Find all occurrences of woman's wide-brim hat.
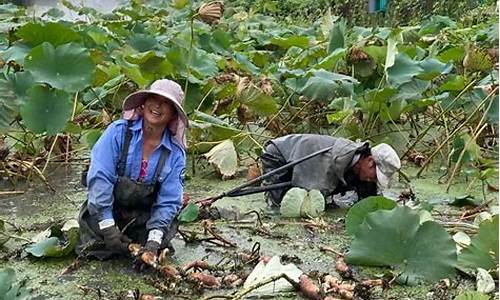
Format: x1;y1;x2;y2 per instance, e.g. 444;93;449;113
122;79;189;128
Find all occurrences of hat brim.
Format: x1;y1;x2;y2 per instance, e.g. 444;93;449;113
123;90;189;128
376;166;390;189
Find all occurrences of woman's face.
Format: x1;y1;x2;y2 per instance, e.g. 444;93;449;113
354;156;377;182
143;96;176;128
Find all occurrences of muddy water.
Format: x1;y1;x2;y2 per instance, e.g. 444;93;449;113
0;161;496;299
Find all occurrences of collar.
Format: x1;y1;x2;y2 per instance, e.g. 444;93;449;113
129;118;173;151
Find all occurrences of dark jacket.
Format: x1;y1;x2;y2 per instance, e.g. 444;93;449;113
267;134;373;198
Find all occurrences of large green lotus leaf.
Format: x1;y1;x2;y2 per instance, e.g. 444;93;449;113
314;48;346;70
401;221;457;284
327;19;346;54
359;87;398;113
454;291;490;300
396;79;431;101
239;87;278;116
440;75;466;91
233;52;260;76
280;187;307;218
1;42;30;64
25;219;79;258
179;203;199;223
418;58;453;80
0;76;19;130
24;42;94;92
128;33;158;52
345;196;397;236
189;48;219;80
458;215;499;272
204;140;238;178
300;189;325;218
7;71;34;100
387;53;424;87
437;47;465;63
20;85;72;135
418;15;456;36
0;267;30;300
384;29;403;71
301;69;358;102
16;22;81;47
270;35;310;49
346;206;457;284
363;45;387;64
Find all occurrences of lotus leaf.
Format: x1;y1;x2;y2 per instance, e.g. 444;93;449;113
25;219;79;258
300;189;325;217
487;95;498;124
179;203;199;223
327;19;346;54
387;53;424;87
0;268;30;300
280;187;307;218
418;58;453;80
20;85;72;135
7;71;34;100
24;42;94;92
301;69;358;102
314;48;346;70
384;30;402;71
189;48;219;81
438;47;466;63
0;76;19;130
346;206;457;285
440;75;466;91
239;87;278;116
345;196;397;236
233;52;260;76
204;140;238;178
128;33;158;52
1;42;30;64
16;22;80;47
458;215;498;272
270;35;310;49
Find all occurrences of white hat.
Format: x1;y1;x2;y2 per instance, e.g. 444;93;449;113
371;143;401;189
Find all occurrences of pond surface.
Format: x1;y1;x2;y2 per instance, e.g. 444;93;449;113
0;160;496;299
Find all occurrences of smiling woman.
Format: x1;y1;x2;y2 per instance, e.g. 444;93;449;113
76;79;188;263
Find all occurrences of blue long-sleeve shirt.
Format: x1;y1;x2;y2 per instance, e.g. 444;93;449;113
86;118;186;235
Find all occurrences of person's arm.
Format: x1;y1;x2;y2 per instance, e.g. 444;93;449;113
86;122;123;229
145;152;185;245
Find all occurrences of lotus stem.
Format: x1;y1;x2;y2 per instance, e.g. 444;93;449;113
402;79;477;159
445;123;488;192
416;86;498;177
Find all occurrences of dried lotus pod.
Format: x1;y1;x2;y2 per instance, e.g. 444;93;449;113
197;1;224;25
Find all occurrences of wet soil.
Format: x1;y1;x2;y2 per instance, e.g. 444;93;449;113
0;161;496;299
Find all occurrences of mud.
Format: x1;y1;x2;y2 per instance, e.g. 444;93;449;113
0;161;497;299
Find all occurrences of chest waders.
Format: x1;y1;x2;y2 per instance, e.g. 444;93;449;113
76;121;176;259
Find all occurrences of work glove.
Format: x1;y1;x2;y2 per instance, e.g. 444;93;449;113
101;226;132;254
144;240;161;254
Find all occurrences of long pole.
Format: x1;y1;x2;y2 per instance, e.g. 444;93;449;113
196;145;335;205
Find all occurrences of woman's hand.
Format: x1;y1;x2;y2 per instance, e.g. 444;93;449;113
101;226;131;254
